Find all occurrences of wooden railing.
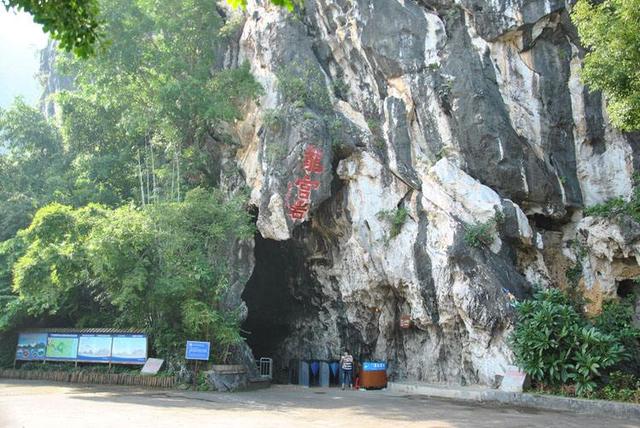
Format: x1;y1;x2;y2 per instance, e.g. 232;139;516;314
0;369;176;388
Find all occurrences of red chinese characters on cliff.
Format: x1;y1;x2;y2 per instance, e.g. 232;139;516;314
287;145;324;221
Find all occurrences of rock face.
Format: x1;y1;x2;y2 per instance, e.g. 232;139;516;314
219;0;640;385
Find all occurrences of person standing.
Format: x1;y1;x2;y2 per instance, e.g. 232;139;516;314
340;350;354;390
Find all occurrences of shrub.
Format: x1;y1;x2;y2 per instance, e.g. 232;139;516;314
332;78;349;100
584;175;640;222
597;371;640;403
377;207;409;240
464;220;494;248
262;108;285;133
511;288;625;396
276;63;332;112
593;297;640;373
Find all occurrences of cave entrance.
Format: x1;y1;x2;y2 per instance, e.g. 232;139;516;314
242;234;305;383
616;279;638;299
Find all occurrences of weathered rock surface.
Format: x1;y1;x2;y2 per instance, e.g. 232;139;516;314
217;0;640;385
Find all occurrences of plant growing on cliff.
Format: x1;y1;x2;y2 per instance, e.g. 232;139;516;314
572;0;640;132
276;62;332;112
332;78;349;100
511;288;626;396
377;207;409;241
226;0;301;12
463;219;495;248
262;108;285;133
583;175;640;222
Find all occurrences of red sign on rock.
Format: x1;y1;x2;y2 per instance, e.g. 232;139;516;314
286;144;324;221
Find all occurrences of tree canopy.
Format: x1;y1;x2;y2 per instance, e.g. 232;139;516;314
5;189;254;361
0;0;262;366
573;0;640;131
3;0;299;57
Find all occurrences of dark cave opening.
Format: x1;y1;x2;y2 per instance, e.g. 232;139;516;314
616;279;637;299
241;234;314;381
242;235;296;359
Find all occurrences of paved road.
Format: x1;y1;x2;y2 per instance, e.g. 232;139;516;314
0;380;638;428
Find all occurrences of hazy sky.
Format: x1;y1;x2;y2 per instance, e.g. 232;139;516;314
0;8;48;108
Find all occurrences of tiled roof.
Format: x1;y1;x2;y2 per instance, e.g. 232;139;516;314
22;327;146;334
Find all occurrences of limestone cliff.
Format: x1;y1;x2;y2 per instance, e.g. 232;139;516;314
224;0;640;385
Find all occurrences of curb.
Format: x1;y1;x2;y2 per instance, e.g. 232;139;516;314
387;382;640;420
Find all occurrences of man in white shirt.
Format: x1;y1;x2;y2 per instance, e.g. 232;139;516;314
340;350;354;390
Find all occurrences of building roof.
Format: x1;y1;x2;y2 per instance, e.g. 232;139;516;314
22;327;146;334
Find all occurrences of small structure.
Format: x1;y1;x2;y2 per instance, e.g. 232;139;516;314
206;365;249;392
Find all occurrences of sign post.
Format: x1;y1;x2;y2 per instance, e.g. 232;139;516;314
400;315;412;329
185;341;210;389
500;365;529;392
141;358;164;375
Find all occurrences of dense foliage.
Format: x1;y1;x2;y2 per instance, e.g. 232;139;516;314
511;288;640;396
2;190;253;362
4;0;299;58
0;99;67;241
572;0;640;131
0;0;261;367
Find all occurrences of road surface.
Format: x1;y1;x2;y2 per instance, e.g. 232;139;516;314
0;380;637;428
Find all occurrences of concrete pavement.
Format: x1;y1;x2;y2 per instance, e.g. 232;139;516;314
0;380;638;428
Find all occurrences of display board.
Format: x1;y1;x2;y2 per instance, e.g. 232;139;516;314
46;334;79;360
111;335;147;364
15;333;48;361
185;341;210;361
15;331;148;365
362;361;387;372
78;334;113;362
141;358;164;375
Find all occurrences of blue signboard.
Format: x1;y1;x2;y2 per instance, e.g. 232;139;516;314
362;361;387;372
16;331;148;365
185;341;210;361
111;334;147;364
16;333;48;361
77;334;113;362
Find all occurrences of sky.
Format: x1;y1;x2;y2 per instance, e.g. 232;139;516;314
0;8;49;109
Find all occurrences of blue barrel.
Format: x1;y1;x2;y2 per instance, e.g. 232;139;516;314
310;360;320;377
299;360;310;387
329;361;339;377
319;361;330;387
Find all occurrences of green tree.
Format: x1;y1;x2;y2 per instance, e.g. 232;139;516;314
4;189;254;364
0;0;263;367
56;0;262;203
3;0;298;58
0;98;68;240
573;0;640;131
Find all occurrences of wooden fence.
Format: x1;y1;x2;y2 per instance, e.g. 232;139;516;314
0;369;176;388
